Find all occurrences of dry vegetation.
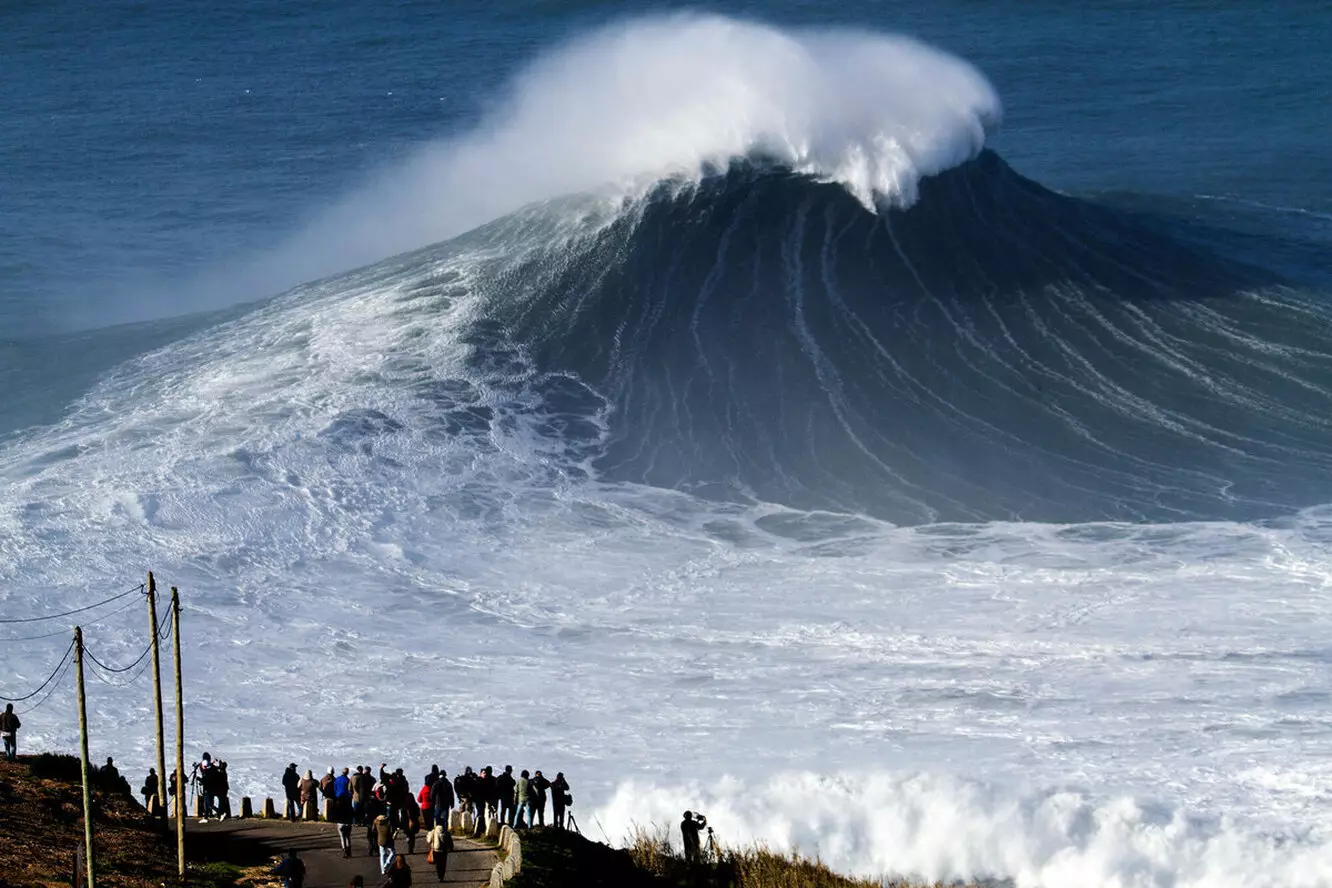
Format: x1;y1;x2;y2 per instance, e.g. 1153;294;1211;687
0;754;249;888
509;823;970;888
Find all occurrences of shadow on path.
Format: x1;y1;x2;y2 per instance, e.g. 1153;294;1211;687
189;819;498;887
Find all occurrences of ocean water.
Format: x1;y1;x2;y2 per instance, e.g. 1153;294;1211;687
3;2;1332;885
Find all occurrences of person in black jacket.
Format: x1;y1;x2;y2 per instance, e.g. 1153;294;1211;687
282;763;301;821
429;770;454;829
550;773;571;829
496;766;516;827
1;704;20;761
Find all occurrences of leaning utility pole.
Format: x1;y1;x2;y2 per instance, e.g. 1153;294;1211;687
170;587;185;877
74;627;96;888
146;572;168;826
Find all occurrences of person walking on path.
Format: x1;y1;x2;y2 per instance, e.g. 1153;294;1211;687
383;853;413;888
403;796;421;856
496;766;516;827
425;822;453;883
532;770;550;827
299;769;319;821
374;812;397;874
550;772;570;829
333;774;355;859
282;763;301;821
272;849;307;888
416;782;433;832
429;769;453;830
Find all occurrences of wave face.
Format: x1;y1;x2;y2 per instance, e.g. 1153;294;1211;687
459;154;1332;524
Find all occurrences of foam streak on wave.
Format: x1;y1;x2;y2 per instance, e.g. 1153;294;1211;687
598;771;1332;888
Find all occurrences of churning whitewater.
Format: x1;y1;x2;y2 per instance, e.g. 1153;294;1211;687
3;14;1332;888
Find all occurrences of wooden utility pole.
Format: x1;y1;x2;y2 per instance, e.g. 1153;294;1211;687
170;587;185;877
73;627;96;888
146;572;168;826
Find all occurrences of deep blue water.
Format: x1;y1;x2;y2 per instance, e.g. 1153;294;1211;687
4;1;1330;339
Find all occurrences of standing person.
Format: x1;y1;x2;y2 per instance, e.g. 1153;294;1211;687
425;820;453;883
299;769;319;821
320;766;336;809
384;853;413;888
454;767;473;816
350;766;366;825
168;770;178;817
0;704;18;761
472;766;495;838
429;769;454;830
215;761;232;820
513;770;531;829
531;770;550;827
374;812;396;874
496;766;516;827
550;773;570;830
282;763;301;821
417;782;433;832
335;767;352;805
681;812;705;864
140;768;159;811
272;849;307;888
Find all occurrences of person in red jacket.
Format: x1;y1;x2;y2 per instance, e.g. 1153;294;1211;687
417;783;434;831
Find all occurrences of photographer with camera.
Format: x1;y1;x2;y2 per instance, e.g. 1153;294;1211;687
681;811;707;864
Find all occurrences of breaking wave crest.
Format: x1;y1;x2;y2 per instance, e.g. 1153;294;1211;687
261;13;1000;289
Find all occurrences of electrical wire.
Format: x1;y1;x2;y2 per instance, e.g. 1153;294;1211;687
0;593;149;644
84;640;154;676
17;647;75;715
0;638;76;702
0;583;145;625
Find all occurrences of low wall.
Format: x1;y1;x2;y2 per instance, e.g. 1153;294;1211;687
489;824;523;887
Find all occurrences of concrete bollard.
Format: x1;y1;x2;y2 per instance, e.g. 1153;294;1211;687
302;800;317;821
460;809;474;833
448;809;461;832
262;797;276;819
240;797;253;819
323;798;334;821
146;795;160;818
194;796;205;818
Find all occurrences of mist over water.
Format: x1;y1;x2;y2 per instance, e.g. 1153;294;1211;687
3;10;1332;887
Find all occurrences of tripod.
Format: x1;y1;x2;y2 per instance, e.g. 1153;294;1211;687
704;827;720;864
566;811;581;835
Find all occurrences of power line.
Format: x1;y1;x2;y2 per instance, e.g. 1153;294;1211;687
84;640;153;677
0;638;76;702
18;646;75;715
0;593;149;643
0;583;145;625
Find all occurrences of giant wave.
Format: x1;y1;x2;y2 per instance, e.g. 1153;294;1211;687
3;14;1332;888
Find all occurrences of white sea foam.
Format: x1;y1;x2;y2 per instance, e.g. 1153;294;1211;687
598;771;1332;887
247;14;999;292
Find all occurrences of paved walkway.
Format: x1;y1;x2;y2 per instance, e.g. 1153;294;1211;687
189;819;497;887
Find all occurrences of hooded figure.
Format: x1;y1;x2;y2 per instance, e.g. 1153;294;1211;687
299;769;319;819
